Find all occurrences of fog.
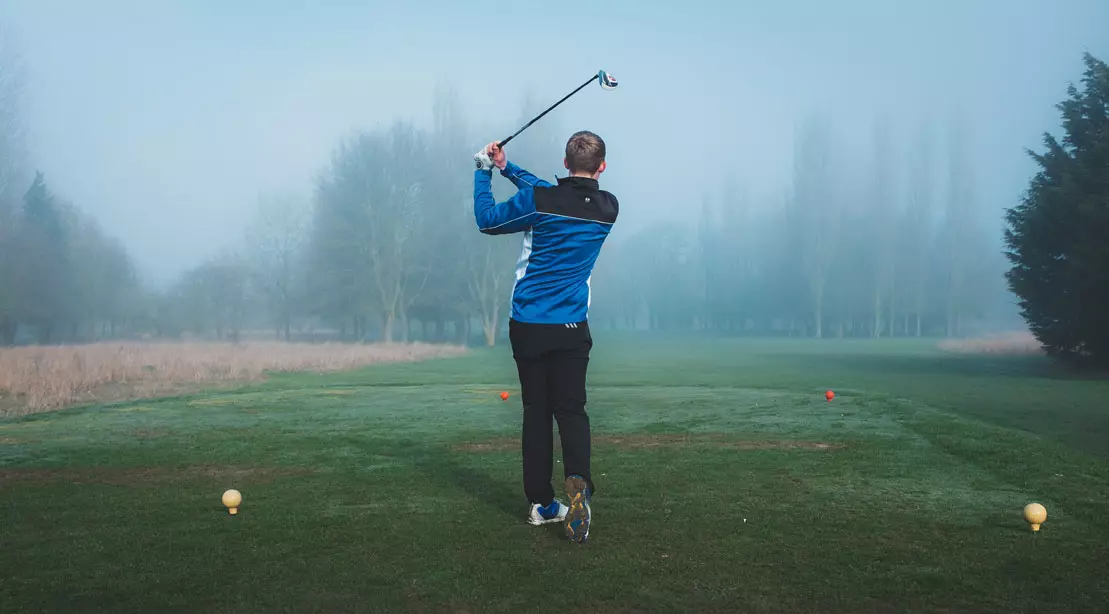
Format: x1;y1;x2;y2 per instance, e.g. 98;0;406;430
0;0;1106;344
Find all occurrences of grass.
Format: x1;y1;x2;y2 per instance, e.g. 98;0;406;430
1;335;1108;612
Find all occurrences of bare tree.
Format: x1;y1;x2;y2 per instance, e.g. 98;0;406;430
942;118;974;337
416;82;476;342
901;119;935;336
313;122;432;342
306;162;374;339
245;191;309;340
173;250;250;341
868;115;900;338
370;123;432;342
791;115;840;338
465;237;518;346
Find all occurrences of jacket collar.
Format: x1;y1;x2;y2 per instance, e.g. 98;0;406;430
557;175;599;189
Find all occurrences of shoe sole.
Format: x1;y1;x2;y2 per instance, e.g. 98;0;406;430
564;476;591;543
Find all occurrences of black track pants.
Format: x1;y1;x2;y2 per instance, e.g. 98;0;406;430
509;318;594;506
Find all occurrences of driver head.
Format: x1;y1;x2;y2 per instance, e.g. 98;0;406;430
598;70;618;90
564;130;606;178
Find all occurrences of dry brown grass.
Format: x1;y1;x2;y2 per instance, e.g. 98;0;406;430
0;341;467;416
936;331;1044;356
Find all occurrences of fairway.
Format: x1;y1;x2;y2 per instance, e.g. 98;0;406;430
2;336;1108;613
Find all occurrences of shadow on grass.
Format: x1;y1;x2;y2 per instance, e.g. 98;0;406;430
408;444;522;522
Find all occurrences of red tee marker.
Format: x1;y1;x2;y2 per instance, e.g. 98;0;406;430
825;390;835;402
500;391;510;401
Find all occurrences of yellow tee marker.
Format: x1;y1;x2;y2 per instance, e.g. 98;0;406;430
223;489;242;515
1023;503;1046;532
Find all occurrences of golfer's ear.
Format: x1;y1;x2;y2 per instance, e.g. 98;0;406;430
564;158;570;170
597;161;607;174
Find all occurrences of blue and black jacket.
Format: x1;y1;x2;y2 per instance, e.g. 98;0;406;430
474;161;618;325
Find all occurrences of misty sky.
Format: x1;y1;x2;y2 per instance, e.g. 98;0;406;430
2;0;1106;285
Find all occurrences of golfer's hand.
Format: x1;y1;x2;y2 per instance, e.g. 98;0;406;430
474;147;494;170
485;142;507;170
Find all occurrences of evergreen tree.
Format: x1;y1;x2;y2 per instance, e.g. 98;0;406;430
16;171;72;342
1004;53;1109;367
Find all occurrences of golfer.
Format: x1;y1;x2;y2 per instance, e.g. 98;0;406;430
472;131;618;543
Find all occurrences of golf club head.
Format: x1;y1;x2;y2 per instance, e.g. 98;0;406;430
598;70;618;90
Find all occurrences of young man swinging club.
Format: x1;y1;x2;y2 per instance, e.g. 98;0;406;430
472;130;618;543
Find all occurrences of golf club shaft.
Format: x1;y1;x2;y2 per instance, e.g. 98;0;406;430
497;74;599;149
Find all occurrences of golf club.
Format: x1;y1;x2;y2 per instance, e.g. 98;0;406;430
475;69;618;168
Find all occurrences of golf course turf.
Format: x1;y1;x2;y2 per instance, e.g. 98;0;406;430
2;335;1108;613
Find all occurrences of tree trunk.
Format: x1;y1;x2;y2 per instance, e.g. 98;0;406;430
382;311;395;342
888;297;895;338
482;302;499;346
814;292;823;338
873;291;881;339
453;316;465;344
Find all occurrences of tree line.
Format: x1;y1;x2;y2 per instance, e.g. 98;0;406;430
0;87;1012;346
147;99;1015;343
0;33;142;345
590;114;1014;338
7;34;1100;359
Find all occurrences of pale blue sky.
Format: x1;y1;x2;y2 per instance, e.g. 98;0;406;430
2;0;1106;282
